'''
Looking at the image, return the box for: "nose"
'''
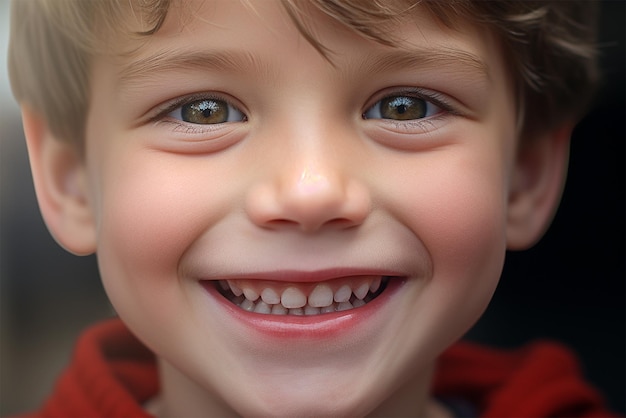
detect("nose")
[245,161,371,233]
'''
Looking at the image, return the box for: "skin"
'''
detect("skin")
[21,0,572,416]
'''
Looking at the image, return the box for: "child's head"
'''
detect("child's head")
[8,1,598,416]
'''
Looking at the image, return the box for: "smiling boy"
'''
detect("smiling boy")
[7,0,615,417]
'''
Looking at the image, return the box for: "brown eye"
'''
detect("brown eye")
[380,97,425,120]
[364,95,439,121]
[173,98,246,124]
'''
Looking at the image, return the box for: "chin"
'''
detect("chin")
[240,386,371,418]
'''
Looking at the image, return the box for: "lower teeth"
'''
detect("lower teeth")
[218,279,387,316]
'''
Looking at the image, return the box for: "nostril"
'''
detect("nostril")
[264,219,298,229]
[325,218,361,229]
[262,217,357,232]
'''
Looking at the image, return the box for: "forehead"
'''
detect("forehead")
[106,0,498,83]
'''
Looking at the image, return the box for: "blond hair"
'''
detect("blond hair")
[8,0,598,148]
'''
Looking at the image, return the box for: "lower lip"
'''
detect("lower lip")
[201,278,405,340]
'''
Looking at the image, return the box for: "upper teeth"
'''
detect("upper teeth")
[218,276,385,316]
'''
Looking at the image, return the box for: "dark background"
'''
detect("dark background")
[1,1,624,415]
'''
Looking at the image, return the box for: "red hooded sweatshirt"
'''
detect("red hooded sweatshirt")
[19,319,617,418]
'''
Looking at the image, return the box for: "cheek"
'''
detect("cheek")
[384,150,510,356]
[429,173,506,268]
[92,155,227,320]
[391,149,509,287]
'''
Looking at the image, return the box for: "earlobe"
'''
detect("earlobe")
[21,106,97,256]
[506,125,573,250]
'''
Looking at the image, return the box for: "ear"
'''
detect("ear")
[21,106,97,255]
[506,124,573,250]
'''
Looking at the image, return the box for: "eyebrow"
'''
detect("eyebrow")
[117,49,273,86]
[350,47,490,81]
[118,45,490,88]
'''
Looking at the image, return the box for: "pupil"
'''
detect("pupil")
[381,96,425,120]
[182,99,228,124]
[196,101,216,117]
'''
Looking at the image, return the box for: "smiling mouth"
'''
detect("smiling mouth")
[214,276,391,316]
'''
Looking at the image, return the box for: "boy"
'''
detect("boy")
[7,0,617,416]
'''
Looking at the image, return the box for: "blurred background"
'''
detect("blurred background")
[1,0,624,415]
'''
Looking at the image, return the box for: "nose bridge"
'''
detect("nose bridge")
[245,120,371,232]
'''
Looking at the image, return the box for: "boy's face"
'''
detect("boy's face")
[83,0,518,415]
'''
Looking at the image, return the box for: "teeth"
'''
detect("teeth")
[243,288,259,301]
[217,276,388,316]
[370,277,381,293]
[254,300,271,314]
[304,305,321,315]
[281,287,307,309]
[337,301,353,311]
[320,305,336,314]
[334,285,352,303]
[352,299,366,308]
[228,280,243,297]
[308,284,334,308]
[271,304,288,315]
[354,283,369,300]
[240,298,255,312]
[261,288,280,304]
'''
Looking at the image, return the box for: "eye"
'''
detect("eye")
[169,98,246,124]
[363,95,441,121]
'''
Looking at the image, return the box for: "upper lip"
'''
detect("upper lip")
[204,268,406,283]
